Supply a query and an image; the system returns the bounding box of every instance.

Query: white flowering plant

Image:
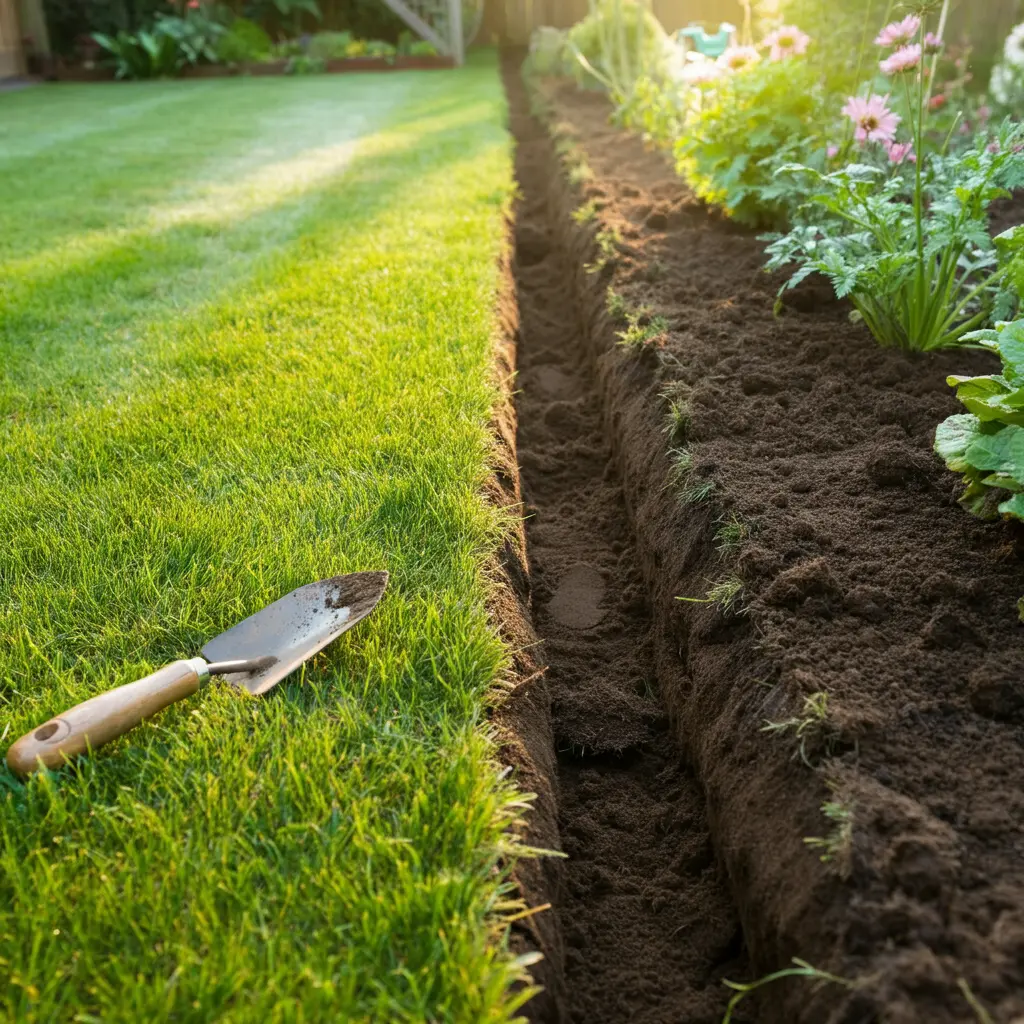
[989,22,1024,112]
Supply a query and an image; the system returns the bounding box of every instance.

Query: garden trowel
[5,571,388,776]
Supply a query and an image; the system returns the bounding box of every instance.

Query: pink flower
[978,105,992,124]
[887,141,915,164]
[929,93,947,110]
[827,144,839,159]
[762,25,811,61]
[989,141,1001,154]
[682,61,724,86]
[923,32,944,55]
[880,44,922,75]
[717,46,760,73]
[842,94,901,144]
[187,0,199,7]
[875,15,920,48]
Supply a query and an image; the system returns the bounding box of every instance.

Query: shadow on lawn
[0,98,504,405]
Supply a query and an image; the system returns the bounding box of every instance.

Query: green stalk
[922,0,953,113]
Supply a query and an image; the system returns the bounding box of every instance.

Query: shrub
[216,18,272,64]
[93,27,184,78]
[307,30,354,59]
[675,54,831,228]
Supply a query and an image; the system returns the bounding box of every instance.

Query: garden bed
[50,54,454,82]
[505,60,1024,1024]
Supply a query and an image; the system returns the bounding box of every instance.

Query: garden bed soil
[49,54,454,82]
[503,60,1024,1024]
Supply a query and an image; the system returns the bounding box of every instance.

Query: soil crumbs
[509,73,750,1024]
[531,76,1024,1024]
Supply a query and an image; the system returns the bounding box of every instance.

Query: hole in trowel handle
[35,722,60,742]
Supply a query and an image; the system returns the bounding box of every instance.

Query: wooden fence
[0,0,25,78]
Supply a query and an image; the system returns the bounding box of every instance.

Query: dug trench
[501,65,752,1024]
[496,55,1024,1024]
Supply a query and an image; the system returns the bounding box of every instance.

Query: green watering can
[677,22,736,58]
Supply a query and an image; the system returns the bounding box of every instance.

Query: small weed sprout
[682,478,715,504]
[804,801,854,876]
[763,691,831,768]
[664,399,690,440]
[667,446,693,486]
[568,161,594,186]
[677,575,744,616]
[606,287,628,319]
[957,978,996,1024]
[573,199,600,224]
[721,958,854,1024]
[714,514,749,557]
[661,382,691,440]
[617,312,669,349]
[586,227,621,273]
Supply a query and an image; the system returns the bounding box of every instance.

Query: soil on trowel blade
[507,68,751,1024]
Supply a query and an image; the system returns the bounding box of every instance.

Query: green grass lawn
[0,56,536,1022]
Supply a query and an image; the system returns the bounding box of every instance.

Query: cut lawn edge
[485,228,566,1023]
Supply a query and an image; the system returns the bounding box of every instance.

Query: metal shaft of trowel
[205,656,278,676]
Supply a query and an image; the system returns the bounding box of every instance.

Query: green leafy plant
[766,3,1024,352]
[249,0,321,36]
[284,53,325,74]
[408,40,438,57]
[154,10,226,66]
[766,126,1024,351]
[306,30,353,59]
[614,74,684,148]
[676,54,832,228]
[92,28,182,78]
[935,317,1024,533]
[215,17,271,63]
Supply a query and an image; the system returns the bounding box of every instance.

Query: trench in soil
[506,70,751,1024]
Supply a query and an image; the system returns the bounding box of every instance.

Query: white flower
[1003,22,1024,68]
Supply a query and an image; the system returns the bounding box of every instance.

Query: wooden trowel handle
[5,658,209,776]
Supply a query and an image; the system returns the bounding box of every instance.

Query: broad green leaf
[994,224,1024,257]
[935,414,984,472]
[964,423,1024,472]
[998,493,1024,520]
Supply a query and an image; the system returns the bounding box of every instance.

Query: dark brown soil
[504,59,1024,1024]
[507,66,751,1024]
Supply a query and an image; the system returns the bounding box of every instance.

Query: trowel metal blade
[201,571,388,695]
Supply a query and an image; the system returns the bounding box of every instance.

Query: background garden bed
[517,70,1024,1023]
[50,53,454,81]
